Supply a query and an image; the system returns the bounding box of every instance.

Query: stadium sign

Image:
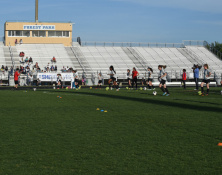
[23,25,55,30]
[37,73,73,82]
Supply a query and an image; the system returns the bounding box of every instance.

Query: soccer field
[0,87,222,175]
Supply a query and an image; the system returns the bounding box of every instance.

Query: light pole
[35,0,39,22]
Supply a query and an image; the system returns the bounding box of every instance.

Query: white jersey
[159,69,167,81]
[127,72,130,79]
[204,69,211,80]
[147,71,153,79]
[73,72,79,79]
[98,75,103,80]
[109,70,115,78]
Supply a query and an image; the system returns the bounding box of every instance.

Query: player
[127,69,131,88]
[182,69,186,89]
[73,70,79,89]
[147,67,155,90]
[131,67,139,90]
[201,64,211,95]
[97,73,103,89]
[158,65,170,96]
[56,74,62,88]
[14,68,20,90]
[107,65,119,91]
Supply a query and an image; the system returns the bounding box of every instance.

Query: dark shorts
[148,78,153,82]
[110,77,116,81]
[75,79,79,82]
[14,80,18,85]
[127,78,131,81]
[98,80,102,84]
[160,80,166,85]
[202,79,210,84]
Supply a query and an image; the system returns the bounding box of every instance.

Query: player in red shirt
[182,69,186,89]
[131,67,139,90]
[14,68,20,90]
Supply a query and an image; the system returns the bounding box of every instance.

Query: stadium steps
[2,46,13,67]
[122,47,146,72]
[65,47,83,72]
[177,48,203,65]
[71,47,93,75]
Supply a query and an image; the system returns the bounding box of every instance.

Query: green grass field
[0,87,222,175]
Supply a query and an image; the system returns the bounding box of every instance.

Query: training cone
[101,110,104,112]
[218,143,222,146]
[60,97,62,99]
[96,108,100,111]
[104,110,108,113]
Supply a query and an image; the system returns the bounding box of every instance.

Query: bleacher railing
[183,40,206,46]
[81,42,185,48]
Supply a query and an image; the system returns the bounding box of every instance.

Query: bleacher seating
[0,42,221,82]
[15,44,76,71]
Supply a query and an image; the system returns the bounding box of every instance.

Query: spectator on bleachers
[52,56,56,63]
[25,57,29,63]
[51,65,54,71]
[26,66,30,74]
[19,52,25,57]
[5,66,8,72]
[62,66,66,72]
[1,65,5,71]
[20,39,23,45]
[34,62,38,68]
[29,57,33,63]
[10,66,13,75]
[15,39,18,45]
[55,65,57,71]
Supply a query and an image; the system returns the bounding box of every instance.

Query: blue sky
[0,0,222,43]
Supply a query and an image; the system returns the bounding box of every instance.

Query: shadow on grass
[43,89,222,113]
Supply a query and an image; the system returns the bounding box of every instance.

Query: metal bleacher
[14,44,76,71]
[0,41,221,85]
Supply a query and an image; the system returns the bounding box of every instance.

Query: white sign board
[23,25,55,30]
[37,73,73,82]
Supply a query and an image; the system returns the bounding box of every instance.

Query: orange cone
[218,143,222,146]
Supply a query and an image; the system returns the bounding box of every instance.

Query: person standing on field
[182,69,186,89]
[14,68,20,90]
[193,65,199,90]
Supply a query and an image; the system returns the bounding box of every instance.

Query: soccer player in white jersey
[127,69,131,88]
[201,64,211,96]
[97,73,103,89]
[147,67,155,90]
[107,65,119,91]
[73,70,79,89]
[158,65,170,96]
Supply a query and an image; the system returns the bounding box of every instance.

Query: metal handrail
[81,41,185,48]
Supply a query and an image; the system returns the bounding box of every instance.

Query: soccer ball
[126,87,129,90]
[90,87,92,89]
[106,87,109,91]
[153,91,157,95]
[66,87,68,90]
[140,87,143,90]
[144,87,147,91]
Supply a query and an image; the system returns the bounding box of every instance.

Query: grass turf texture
[0,87,222,175]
